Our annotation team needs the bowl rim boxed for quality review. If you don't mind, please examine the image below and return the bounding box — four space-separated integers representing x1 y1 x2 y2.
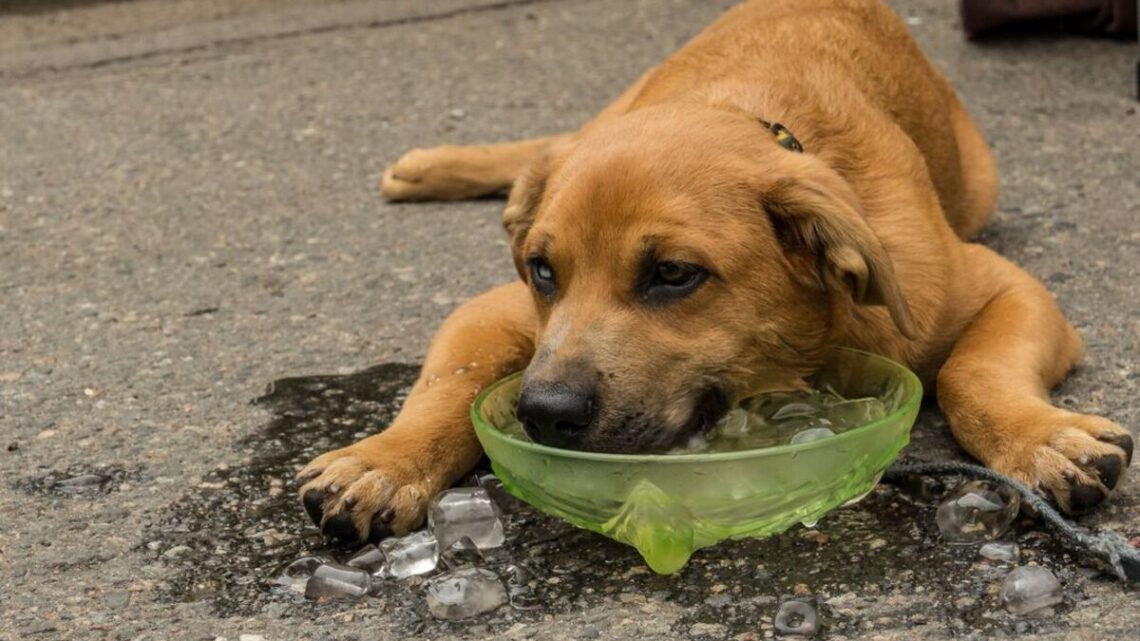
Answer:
470 347 923 464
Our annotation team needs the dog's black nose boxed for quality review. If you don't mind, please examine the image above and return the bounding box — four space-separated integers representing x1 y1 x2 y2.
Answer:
517 381 594 448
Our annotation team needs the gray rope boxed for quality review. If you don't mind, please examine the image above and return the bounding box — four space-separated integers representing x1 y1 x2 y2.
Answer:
884 461 1140 583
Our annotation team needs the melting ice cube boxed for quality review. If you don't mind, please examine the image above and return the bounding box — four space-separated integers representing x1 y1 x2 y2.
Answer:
935 481 1019 543
304 562 371 601
381 530 440 579
429 487 506 550
477 473 524 515
1000 565 1062 616
979 542 1020 564
282 555 327 579
441 536 485 569
346 544 386 574
789 427 836 445
425 567 508 620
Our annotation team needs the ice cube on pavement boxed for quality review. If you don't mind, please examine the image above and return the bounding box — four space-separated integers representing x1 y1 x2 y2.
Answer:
789 427 836 445
773 599 818 636
935 481 1020 543
426 567 508 620
441 536 485 569
380 530 440 579
346 544 386 574
272 555 329 595
478 473 524 515
428 487 506 550
979 542 1020 564
283 555 327 579
304 562 371 601
1000 565 1062 616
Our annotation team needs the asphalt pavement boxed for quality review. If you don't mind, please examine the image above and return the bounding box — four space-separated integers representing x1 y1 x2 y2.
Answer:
1 1 1138 639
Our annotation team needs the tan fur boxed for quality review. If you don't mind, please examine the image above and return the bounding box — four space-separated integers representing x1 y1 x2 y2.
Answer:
299 0 1130 538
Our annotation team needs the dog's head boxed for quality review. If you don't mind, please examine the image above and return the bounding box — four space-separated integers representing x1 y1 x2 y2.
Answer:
504 105 914 453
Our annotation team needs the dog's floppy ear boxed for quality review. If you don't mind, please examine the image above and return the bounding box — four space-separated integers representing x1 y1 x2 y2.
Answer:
502 155 549 280
763 165 918 339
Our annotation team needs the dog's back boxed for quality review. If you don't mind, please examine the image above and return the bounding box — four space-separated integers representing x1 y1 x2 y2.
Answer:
630 0 995 239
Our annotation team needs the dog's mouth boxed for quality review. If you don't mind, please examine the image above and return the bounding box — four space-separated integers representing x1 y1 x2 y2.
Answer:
661 387 729 452
569 387 730 454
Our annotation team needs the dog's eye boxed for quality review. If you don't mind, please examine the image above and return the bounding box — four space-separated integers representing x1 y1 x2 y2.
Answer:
655 262 697 286
645 261 708 301
528 257 557 297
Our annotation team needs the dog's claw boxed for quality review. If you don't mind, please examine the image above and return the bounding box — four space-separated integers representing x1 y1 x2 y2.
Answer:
1092 454 1124 489
1066 483 1107 514
302 489 325 526
368 512 394 543
1098 432 1134 466
322 512 360 543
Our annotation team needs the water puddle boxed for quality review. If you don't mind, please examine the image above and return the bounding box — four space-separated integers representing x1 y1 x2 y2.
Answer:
148 365 1091 637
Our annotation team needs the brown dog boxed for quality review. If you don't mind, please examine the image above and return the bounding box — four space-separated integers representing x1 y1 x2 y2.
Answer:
298 0 1133 543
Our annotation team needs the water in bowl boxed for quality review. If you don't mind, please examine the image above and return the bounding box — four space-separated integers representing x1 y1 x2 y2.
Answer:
495 387 888 454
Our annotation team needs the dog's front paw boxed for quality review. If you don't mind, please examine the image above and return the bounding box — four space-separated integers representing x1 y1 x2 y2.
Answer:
992 409 1133 514
297 435 437 543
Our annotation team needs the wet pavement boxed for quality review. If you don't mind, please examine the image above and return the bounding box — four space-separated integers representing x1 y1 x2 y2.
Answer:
2 0 1138 639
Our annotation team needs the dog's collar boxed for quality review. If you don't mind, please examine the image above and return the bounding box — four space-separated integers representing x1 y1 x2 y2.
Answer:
757 118 804 153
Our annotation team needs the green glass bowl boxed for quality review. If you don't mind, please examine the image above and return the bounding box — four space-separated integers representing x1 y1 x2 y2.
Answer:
470 347 922 574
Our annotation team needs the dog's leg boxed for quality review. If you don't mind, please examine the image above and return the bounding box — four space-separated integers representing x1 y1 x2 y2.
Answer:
937 246 1133 513
382 67 658 202
297 281 536 542
381 136 567 201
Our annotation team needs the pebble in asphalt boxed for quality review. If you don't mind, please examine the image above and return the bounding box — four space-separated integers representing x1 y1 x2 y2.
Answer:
773 599 819 636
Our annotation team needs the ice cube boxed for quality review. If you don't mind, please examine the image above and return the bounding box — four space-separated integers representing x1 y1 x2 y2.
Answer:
477 473 525 515
771 402 820 422
773 599 818 636
1000 565 1062 616
715 409 751 438
425 567 508 620
429 487 506 550
346 544 386 574
304 562 371 601
789 427 836 445
282 555 327 579
441 536 485 569
381 530 439 579
935 481 1020 543
979 542 1020 564
822 398 887 429
272 555 329 595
